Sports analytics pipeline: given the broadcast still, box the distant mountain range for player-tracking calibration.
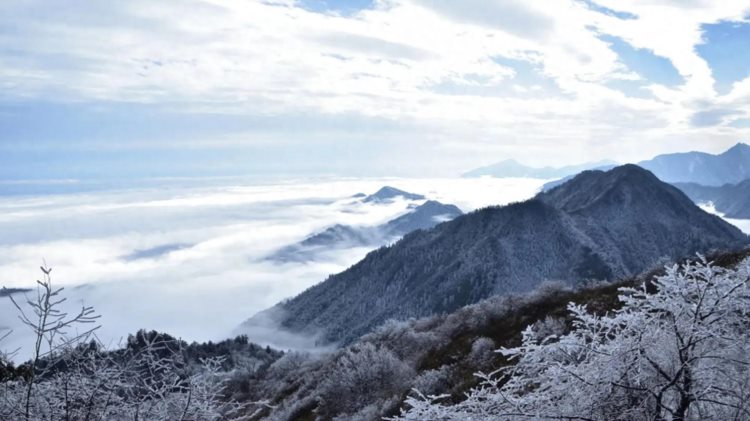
[470,143,750,190]
[673,180,750,219]
[462,159,615,179]
[269,188,462,262]
[246,165,747,345]
[638,143,750,186]
[0,287,32,297]
[642,143,750,218]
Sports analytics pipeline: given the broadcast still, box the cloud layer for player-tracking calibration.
[1,0,750,177]
[0,176,545,358]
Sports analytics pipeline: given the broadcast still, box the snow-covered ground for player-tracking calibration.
[0,176,545,359]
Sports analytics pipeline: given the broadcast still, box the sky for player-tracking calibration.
[1,0,750,179]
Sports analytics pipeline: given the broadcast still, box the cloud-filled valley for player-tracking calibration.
[0,176,546,358]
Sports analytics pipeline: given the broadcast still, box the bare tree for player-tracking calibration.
[6,264,99,420]
[1,266,241,420]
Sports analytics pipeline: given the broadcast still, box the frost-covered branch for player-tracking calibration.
[0,266,241,420]
[392,257,750,420]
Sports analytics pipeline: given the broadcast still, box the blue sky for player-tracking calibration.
[599,34,683,87]
[300,0,374,14]
[1,0,749,180]
[697,20,750,94]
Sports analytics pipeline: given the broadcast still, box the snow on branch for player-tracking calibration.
[391,256,750,420]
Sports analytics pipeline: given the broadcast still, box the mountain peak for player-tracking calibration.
[362,186,425,203]
[540,163,657,193]
[606,163,662,182]
[609,162,652,173]
[416,199,458,210]
[723,142,750,155]
[537,164,673,214]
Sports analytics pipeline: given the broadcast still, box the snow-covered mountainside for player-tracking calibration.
[231,249,750,421]
[246,165,748,346]
[673,179,750,219]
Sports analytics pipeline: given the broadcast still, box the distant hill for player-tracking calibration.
[381,200,462,236]
[362,186,425,203]
[269,199,462,262]
[638,142,750,186]
[462,159,615,179]
[673,180,750,219]
[122,243,190,261]
[248,165,747,345]
[0,287,32,297]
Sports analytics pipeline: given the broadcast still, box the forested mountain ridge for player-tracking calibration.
[232,248,750,420]
[247,165,747,346]
[537,164,745,272]
[7,249,750,421]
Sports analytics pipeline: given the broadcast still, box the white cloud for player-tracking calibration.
[0,176,545,359]
[1,0,750,169]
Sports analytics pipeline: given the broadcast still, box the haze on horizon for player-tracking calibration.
[1,0,750,180]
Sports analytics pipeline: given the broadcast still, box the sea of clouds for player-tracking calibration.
[0,176,548,359]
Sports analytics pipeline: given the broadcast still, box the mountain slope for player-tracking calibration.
[381,200,462,237]
[637,142,750,186]
[537,165,745,272]
[233,248,750,421]
[462,159,614,179]
[673,179,750,219]
[251,165,747,345]
[269,199,462,262]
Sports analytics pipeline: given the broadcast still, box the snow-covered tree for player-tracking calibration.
[0,266,238,420]
[393,256,750,420]
[318,342,414,417]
